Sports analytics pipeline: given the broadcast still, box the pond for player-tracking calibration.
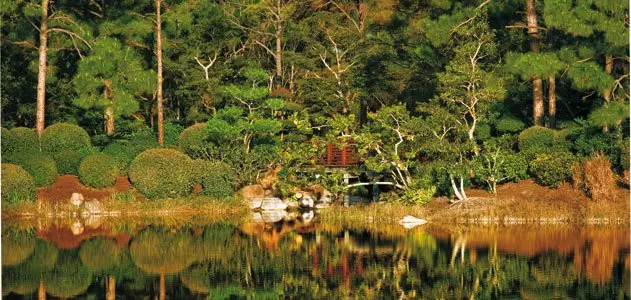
[2,217,629,299]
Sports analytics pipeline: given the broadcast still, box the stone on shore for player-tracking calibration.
[258,197,288,211]
[70,192,84,206]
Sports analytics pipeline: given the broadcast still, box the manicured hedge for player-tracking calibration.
[41,123,91,154]
[530,151,575,188]
[4,127,39,154]
[1,164,36,205]
[128,148,193,199]
[52,147,99,176]
[178,123,209,157]
[79,153,119,188]
[4,151,57,187]
[518,126,555,153]
[191,159,236,198]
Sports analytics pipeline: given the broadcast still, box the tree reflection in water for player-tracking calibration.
[2,222,629,299]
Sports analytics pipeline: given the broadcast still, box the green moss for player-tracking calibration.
[79,153,119,188]
[1,164,36,205]
[128,148,193,199]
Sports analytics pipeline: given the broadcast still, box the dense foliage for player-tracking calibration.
[128,148,193,200]
[1,164,36,205]
[78,153,119,188]
[4,151,57,187]
[1,0,628,202]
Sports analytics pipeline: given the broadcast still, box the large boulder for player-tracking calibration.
[258,197,288,210]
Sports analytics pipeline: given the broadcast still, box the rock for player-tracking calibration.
[241,185,265,199]
[70,220,84,235]
[300,210,315,224]
[261,210,287,223]
[82,199,103,216]
[70,193,84,206]
[250,212,264,223]
[84,215,102,229]
[259,197,288,210]
[284,211,299,221]
[250,198,263,210]
[311,185,334,203]
[285,200,299,209]
[398,215,428,229]
[297,191,316,208]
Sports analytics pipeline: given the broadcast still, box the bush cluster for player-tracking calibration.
[518,126,555,154]
[4,127,39,154]
[1,164,36,205]
[128,148,193,199]
[53,147,99,175]
[4,151,57,187]
[41,123,91,153]
[102,134,159,175]
[164,122,184,146]
[79,153,119,188]
[179,123,209,157]
[529,151,575,188]
[190,159,237,198]
[573,154,617,201]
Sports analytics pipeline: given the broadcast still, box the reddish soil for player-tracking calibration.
[37,175,135,203]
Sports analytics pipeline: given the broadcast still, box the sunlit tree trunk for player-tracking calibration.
[106,276,116,300]
[38,277,46,300]
[36,0,49,137]
[159,273,165,300]
[526,0,544,126]
[155,0,165,145]
[104,106,115,136]
[602,55,613,132]
[548,75,556,129]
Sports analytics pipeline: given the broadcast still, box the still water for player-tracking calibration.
[2,216,629,299]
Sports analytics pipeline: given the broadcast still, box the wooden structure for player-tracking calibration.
[316,141,359,167]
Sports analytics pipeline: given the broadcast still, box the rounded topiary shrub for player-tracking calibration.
[179,123,209,157]
[52,147,99,175]
[4,151,57,187]
[102,141,135,175]
[529,151,575,188]
[518,126,555,153]
[79,153,119,188]
[129,148,193,199]
[41,123,91,154]
[496,116,525,133]
[1,127,9,156]
[1,164,36,205]
[5,127,39,154]
[191,159,236,198]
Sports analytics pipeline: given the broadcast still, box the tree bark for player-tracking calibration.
[526,0,544,126]
[603,55,613,103]
[156,0,165,145]
[548,75,556,129]
[159,273,166,300]
[106,276,116,300]
[36,0,50,137]
[104,106,115,136]
[274,23,283,81]
[38,277,46,300]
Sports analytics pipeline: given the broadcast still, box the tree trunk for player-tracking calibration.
[156,0,165,146]
[38,277,46,300]
[36,0,49,137]
[548,75,556,129]
[603,55,613,103]
[104,106,115,136]
[106,276,116,300]
[159,273,166,300]
[275,24,282,82]
[526,0,544,126]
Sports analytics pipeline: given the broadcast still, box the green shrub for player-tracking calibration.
[91,134,111,148]
[529,151,575,188]
[191,159,236,198]
[473,145,528,193]
[129,148,193,199]
[1,127,9,156]
[179,123,209,157]
[496,116,525,133]
[475,123,491,141]
[102,135,158,175]
[164,122,184,146]
[41,123,91,154]
[5,127,39,154]
[518,126,555,153]
[621,138,630,170]
[1,164,36,205]
[52,147,99,175]
[79,153,119,188]
[4,151,57,186]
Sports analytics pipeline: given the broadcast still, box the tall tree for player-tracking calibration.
[73,38,156,135]
[155,0,165,145]
[525,0,544,126]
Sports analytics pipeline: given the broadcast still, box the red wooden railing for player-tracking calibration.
[310,139,359,167]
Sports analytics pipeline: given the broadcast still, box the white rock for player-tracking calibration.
[250,212,264,223]
[259,197,288,210]
[70,220,84,235]
[250,198,263,210]
[82,199,103,215]
[261,210,287,223]
[398,215,428,229]
[70,193,84,206]
[301,210,315,224]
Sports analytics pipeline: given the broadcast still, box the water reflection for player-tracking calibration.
[2,219,629,299]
